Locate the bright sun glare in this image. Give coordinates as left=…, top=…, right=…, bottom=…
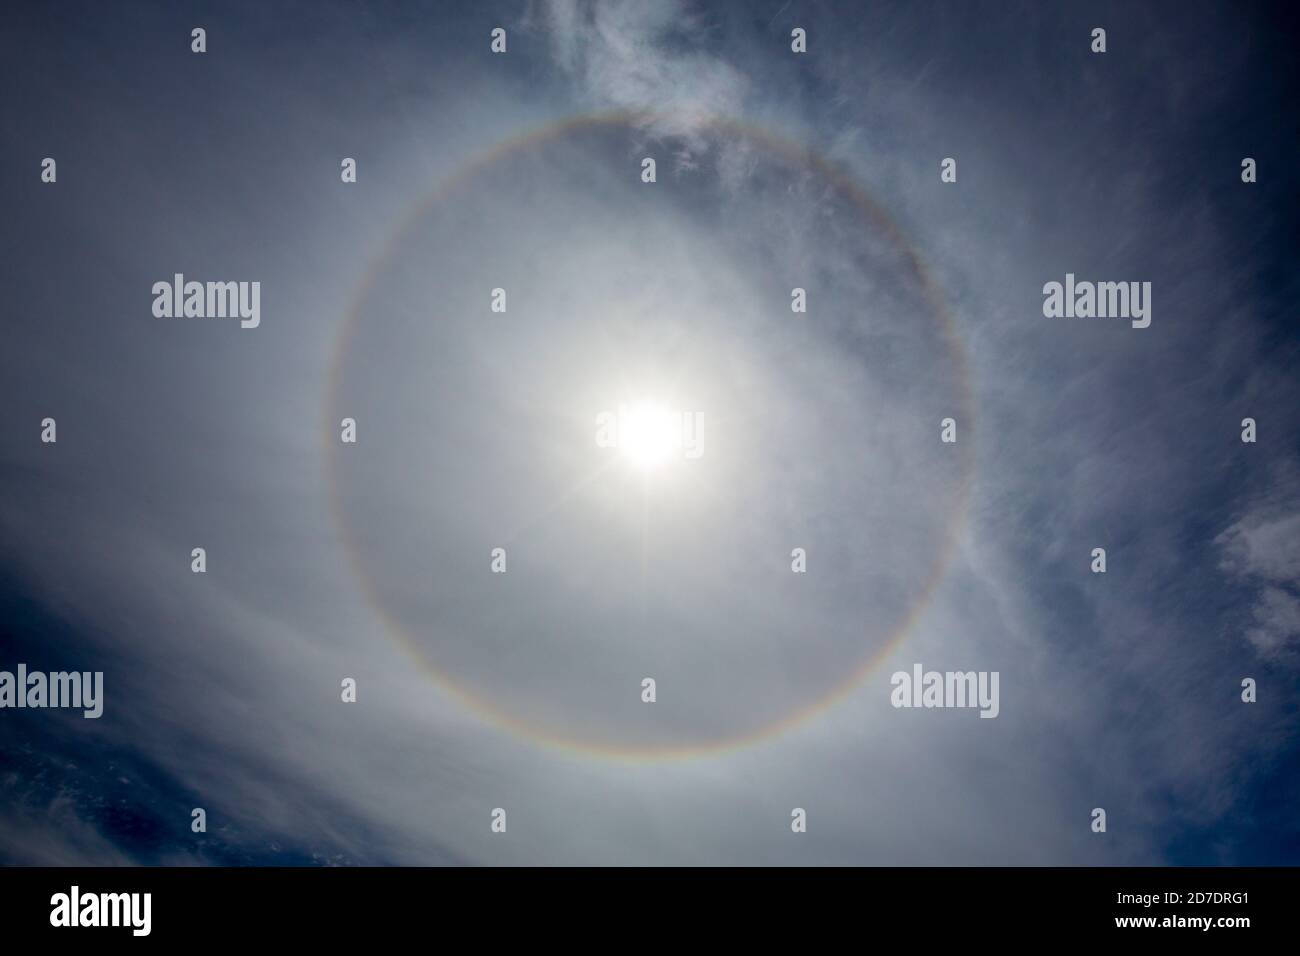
left=619, top=401, right=677, bottom=470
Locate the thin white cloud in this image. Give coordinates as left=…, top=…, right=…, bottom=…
left=538, top=0, right=750, bottom=146
left=1218, top=476, right=1300, bottom=661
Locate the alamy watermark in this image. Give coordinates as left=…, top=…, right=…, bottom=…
left=595, top=402, right=704, bottom=465
left=890, top=663, right=999, bottom=718
left=1042, top=273, right=1150, bottom=329
left=152, top=273, right=260, bottom=329
left=0, top=664, right=103, bottom=718
left=50, top=886, right=150, bottom=936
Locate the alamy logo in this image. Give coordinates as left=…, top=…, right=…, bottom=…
left=1042, top=273, right=1151, bottom=328
left=50, top=886, right=151, bottom=936
left=0, top=664, right=103, bottom=718
left=152, top=273, right=261, bottom=328
left=595, top=402, right=704, bottom=466
left=890, top=663, right=1000, bottom=718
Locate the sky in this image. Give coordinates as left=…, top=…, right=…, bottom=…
left=1, top=0, right=1298, bottom=865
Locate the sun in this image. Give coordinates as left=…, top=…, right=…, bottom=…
left=619, top=401, right=677, bottom=470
